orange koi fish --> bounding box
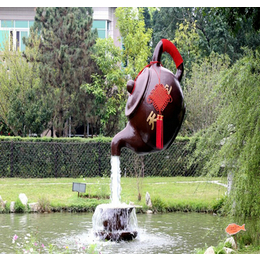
[225,223,246,235]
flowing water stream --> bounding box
[92,156,138,240]
[0,211,229,254]
[110,156,122,205]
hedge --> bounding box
[0,136,197,178]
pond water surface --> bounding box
[0,212,230,254]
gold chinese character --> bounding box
[165,84,172,95]
[147,111,157,130]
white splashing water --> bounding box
[110,156,122,205]
[92,155,138,237]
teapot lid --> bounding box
[125,67,150,117]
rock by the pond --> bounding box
[146,210,153,214]
[29,202,40,212]
[0,195,6,209]
[225,237,237,249]
[10,201,15,213]
[19,193,28,206]
[145,192,152,207]
[0,195,5,204]
[204,246,215,254]
[223,247,235,254]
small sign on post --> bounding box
[72,182,86,197]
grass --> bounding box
[0,176,227,213]
[122,176,227,210]
[237,245,260,254]
[196,238,260,254]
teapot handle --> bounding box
[152,39,184,82]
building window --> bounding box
[92,20,108,39]
[20,31,28,51]
[9,30,26,51]
[1,20,14,28]
[15,20,28,28]
[16,31,20,50]
[107,21,111,37]
[0,20,33,51]
[9,31,13,50]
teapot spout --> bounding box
[111,130,125,156]
[111,122,153,156]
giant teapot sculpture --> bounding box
[111,39,185,156]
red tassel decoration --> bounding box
[156,114,163,149]
[147,83,172,150]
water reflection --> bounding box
[0,212,229,254]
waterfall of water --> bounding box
[110,156,122,205]
[92,155,138,241]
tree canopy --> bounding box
[25,7,98,137]
[151,7,260,72]
[115,7,153,79]
[81,37,126,136]
[0,31,52,136]
[188,49,260,219]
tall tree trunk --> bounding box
[58,109,63,137]
[83,114,87,138]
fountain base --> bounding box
[92,204,138,242]
[95,230,138,241]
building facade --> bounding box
[92,7,120,47]
[0,7,120,51]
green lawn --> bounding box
[0,176,227,212]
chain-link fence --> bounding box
[0,140,198,178]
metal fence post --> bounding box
[10,142,14,177]
[54,142,58,178]
[98,142,102,177]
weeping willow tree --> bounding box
[188,48,260,245]
[182,52,230,135]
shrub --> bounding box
[152,197,167,213]
[14,199,26,213]
[38,197,51,213]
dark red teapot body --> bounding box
[111,39,185,156]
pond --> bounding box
[0,211,229,254]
